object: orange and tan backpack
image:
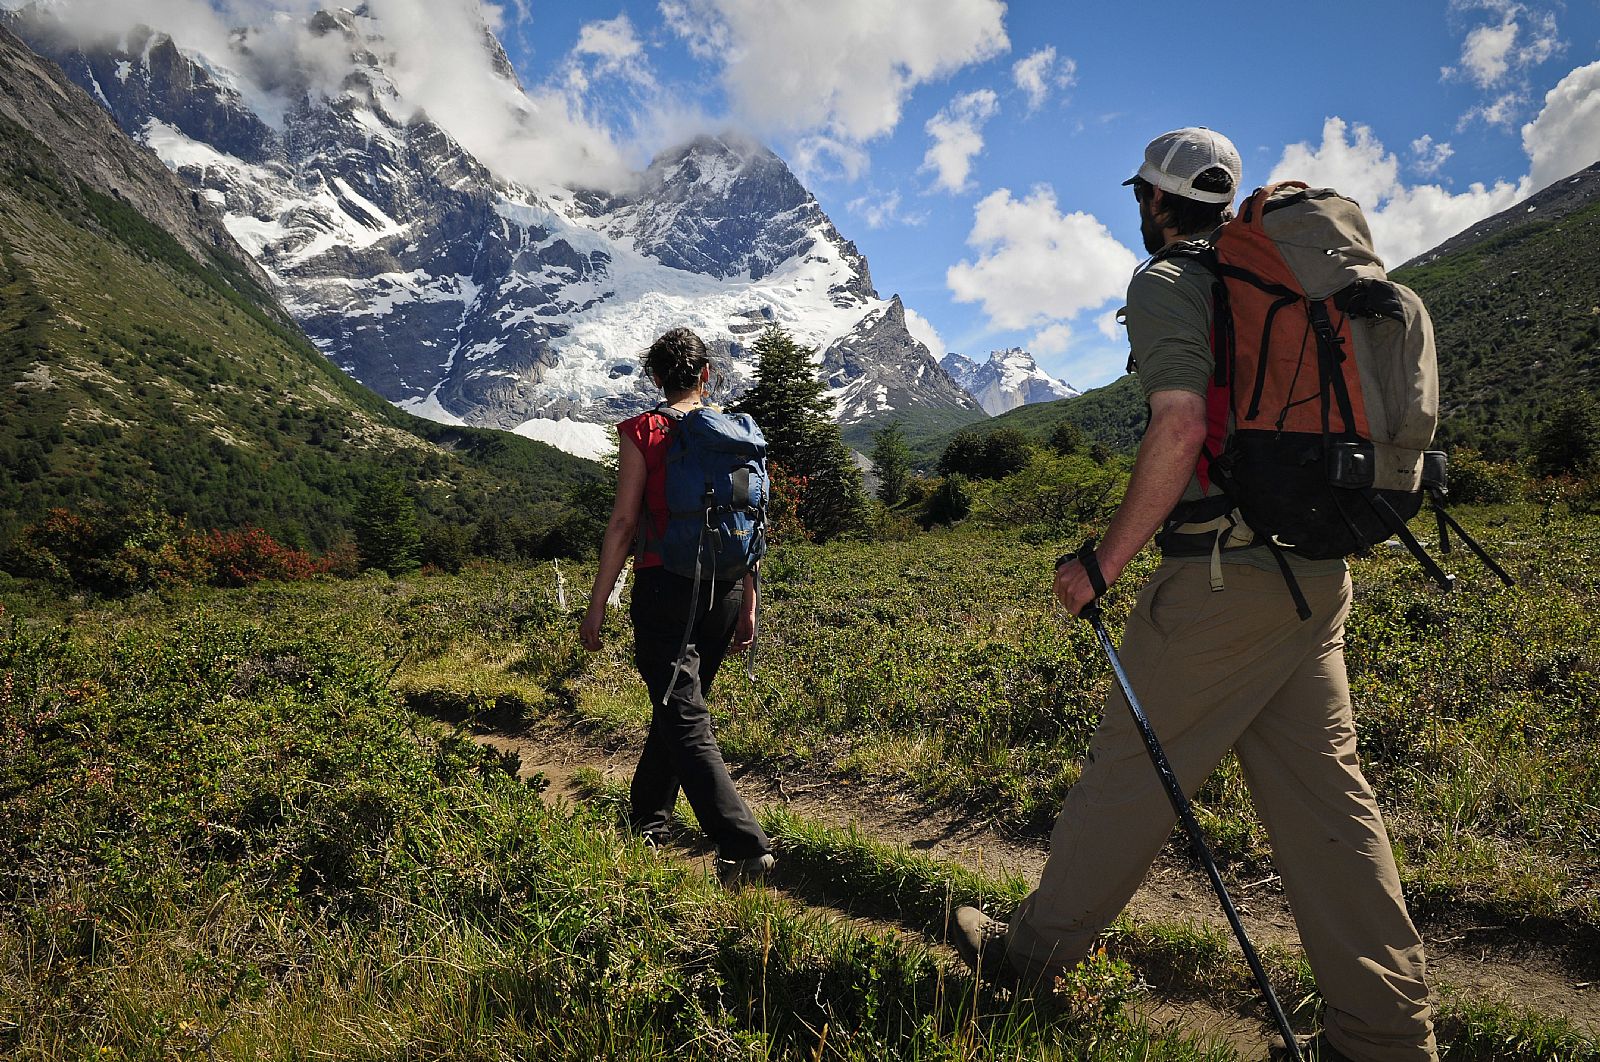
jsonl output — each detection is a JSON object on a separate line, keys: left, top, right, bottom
{"left": 1158, "top": 182, "right": 1510, "bottom": 616}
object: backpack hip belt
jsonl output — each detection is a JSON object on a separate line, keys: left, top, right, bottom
{"left": 1158, "top": 496, "right": 1260, "bottom": 592}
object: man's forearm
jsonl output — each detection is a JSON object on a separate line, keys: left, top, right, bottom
{"left": 1097, "top": 395, "right": 1208, "bottom": 581}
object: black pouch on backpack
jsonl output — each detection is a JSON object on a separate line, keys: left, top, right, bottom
{"left": 1215, "top": 431, "right": 1422, "bottom": 561}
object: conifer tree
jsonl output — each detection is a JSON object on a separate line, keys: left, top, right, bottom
{"left": 732, "top": 326, "right": 834, "bottom": 459}
{"left": 354, "top": 474, "right": 421, "bottom": 574}
{"left": 870, "top": 420, "right": 912, "bottom": 506}
{"left": 731, "top": 325, "right": 866, "bottom": 540}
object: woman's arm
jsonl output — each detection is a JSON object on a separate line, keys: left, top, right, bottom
{"left": 730, "top": 567, "right": 758, "bottom": 653}
{"left": 580, "top": 435, "right": 647, "bottom": 651}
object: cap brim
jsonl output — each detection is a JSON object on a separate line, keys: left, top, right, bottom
{"left": 1121, "top": 175, "right": 1138, "bottom": 186}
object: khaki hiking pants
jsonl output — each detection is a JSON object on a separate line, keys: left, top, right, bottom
{"left": 1007, "top": 562, "right": 1438, "bottom": 1062}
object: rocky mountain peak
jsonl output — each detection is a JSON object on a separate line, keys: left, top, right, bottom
{"left": 940, "top": 346, "right": 1078, "bottom": 416}
{"left": 7, "top": 8, "right": 963, "bottom": 458}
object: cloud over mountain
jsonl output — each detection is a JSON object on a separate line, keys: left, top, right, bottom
{"left": 3, "top": 0, "right": 635, "bottom": 191}
{"left": 660, "top": 0, "right": 1008, "bottom": 176}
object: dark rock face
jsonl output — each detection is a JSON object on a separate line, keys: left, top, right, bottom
{"left": 591, "top": 134, "right": 875, "bottom": 303}
{"left": 821, "top": 297, "right": 981, "bottom": 424}
{"left": 0, "top": 19, "right": 270, "bottom": 291}
{"left": 8, "top": 7, "right": 970, "bottom": 443}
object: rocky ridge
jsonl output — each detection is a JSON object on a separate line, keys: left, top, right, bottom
{"left": 8, "top": 5, "right": 974, "bottom": 457}
{"left": 940, "top": 347, "right": 1079, "bottom": 416}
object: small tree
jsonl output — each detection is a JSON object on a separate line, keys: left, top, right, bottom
{"left": 795, "top": 429, "right": 869, "bottom": 541}
{"left": 732, "top": 326, "right": 834, "bottom": 463}
{"left": 732, "top": 325, "right": 867, "bottom": 541}
{"left": 870, "top": 420, "right": 913, "bottom": 506}
{"left": 938, "top": 427, "right": 1031, "bottom": 480}
{"left": 1047, "top": 420, "right": 1086, "bottom": 456}
{"left": 354, "top": 475, "right": 421, "bottom": 575}
{"left": 1529, "top": 393, "right": 1599, "bottom": 479}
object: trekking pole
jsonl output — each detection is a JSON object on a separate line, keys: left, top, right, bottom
{"left": 1068, "top": 539, "right": 1303, "bottom": 1062}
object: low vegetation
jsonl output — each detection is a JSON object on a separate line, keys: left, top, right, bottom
{"left": 2, "top": 432, "right": 1596, "bottom": 1058}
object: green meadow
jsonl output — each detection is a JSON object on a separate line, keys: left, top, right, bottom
{"left": 1, "top": 481, "right": 1596, "bottom": 1059}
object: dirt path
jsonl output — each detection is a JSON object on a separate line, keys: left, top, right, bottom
{"left": 462, "top": 716, "right": 1600, "bottom": 1048}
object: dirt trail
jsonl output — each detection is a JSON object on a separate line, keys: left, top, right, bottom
{"left": 462, "top": 716, "right": 1600, "bottom": 1048}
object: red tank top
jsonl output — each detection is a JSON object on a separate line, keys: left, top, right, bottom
{"left": 619, "top": 409, "right": 673, "bottom": 568}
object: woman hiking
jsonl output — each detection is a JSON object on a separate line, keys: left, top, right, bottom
{"left": 579, "top": 327, "right": 775, "bottom": 887}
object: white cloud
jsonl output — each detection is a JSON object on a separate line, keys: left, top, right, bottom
{"left": 659, "top": 0, "right": 1008, "bottom": 160}
{"left": 1028, "top": 322, "right": 1073, "bottom": 356}
{"left": 1522, "top": 60, "right": 1600, "bottom": 190}
{"left": 1460, "top": 90, "right": 1527, "bottom": 129}
{"left": 922, "top": 88, "right": 998, "bottom": 194}
{"left": 1410, "top": 134, "right": 1455, "bottom": 176}
{"left": 847, "top": 189, "right": 924, "bottom": 229}
{"left": 1270, "top": 117, "right": 1529, "bottom": 265}
{"left": 16, "top": 0, "right": 637, "bottom": 191}
{"left": 1446, "top": 3, "right": 1566, "bottom": 127}
{"left": 1448, "top": 3, "right": 1564, "bottom": 85}
{"left": 566, "top": 14, "right": 654, "bottom": 92}
{"left": 1460, "top": 16, "right": 1520, "bottom": 87}
{"left": 1096, "top": 309, "right": 1122, "bottom": 341}
{"left": 946, "top": 185, "right": 1139, "bottom": 338}
{"left": 790, "top": 135, "right": 871, "bottom": 183}
{"left": 903, "top": 307, "right": 947, "bottom": 356}
{"left": 1011, "top": 45, "right": 1075, "bottom": 111}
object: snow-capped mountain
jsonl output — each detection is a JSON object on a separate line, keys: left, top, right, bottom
{"left": 9, "top": 5, "right": 977, "bottom": 458}
{"left": 941, "top": 348, "right": 1079, "bottom": 416}
{"left": 822, "top": 296, "right": 981, "bottom": 424}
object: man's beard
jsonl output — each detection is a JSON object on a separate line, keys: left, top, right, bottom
{"left": 1139, "top": 199, "right": 1166, "bottom": 255}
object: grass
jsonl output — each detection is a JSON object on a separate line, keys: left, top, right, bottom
{"left": 0, "top": 607, "right": 1242, "bottom": 1061}
{"left": 1, "top": 482, "right": 1595, "bottom": 1058}
{"left": 4, "top": 496, "right": 1595, "bottom": 940}
{"left": 575, "top": 773, "right": 1599, "bottom": 1062}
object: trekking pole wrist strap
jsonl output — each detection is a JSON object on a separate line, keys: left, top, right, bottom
{"left": 1057, "top": 538, "right": 1108, "bottom": 597}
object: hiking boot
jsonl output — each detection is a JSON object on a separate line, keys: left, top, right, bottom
{"left": 716, "top": 851, "right": 775, "bottom": 888}
{"left": 1271, "top": 1033, "right": 1353, "bottom": 1062}
{"left": 951, "top": 906, "right": 1016, "bottom": 985}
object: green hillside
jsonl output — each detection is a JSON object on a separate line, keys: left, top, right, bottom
{"left": 839, "top": 402, "right": 989, "bottom": 460}
{"left": 1393, "top": 196, "right": 1600, "bottom": 453}
{"left": 910, "top": 374, "right": 1147, "bottom": 468}
{"left": 0, "top": 112, "right": 594, "bottom": 553}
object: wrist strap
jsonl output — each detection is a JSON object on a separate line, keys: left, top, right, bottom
{"left": 1076, "top": 537, "right": 1108, "bottom": 598}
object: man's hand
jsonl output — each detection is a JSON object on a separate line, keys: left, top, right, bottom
{"left": 1054, "top": 555, "right": 1104, "bottom": 617}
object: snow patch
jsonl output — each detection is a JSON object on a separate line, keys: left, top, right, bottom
{"left": 511, "top": 418, "right": 614, "bottom": 461}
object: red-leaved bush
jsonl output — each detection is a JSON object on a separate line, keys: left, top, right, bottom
{"left": 11, "top": 505, "right": 351, "bottom": 593}
{"left": 184, "top": 528, "right": 331, "bottom": 587}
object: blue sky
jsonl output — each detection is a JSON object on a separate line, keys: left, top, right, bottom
{"left": 490, "top": 0, "right": 1599, "bottom": 389}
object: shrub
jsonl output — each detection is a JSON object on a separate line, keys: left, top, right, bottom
{"left": 921, "top": 474, "right": 972, "bottom": 527}
{"left": 938, "top": 428, "right": 1031, "bottom": 480}
{"left": 976, "top": 451, "right": 1125, "bottom": 534}
{"left": 1445, "top": 447, "right": 1522, "bottom": 506}
{"left": 12, "top": 504, "right": 206, "bottom": 593}
{"left": 185, "top": 527, "right": 330, "bottom": 587}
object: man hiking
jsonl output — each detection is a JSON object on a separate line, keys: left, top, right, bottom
{"left": 952, "top": 128, "right": 1439, "bottom": 1062}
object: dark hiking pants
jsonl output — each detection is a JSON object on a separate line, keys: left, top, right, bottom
{"left": 628, "top": 566, "right": 769, "bottom": 860}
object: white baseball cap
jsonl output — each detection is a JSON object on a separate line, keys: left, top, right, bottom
{"left": 1123, "top": 127, "right": 1242, "bottom": 205}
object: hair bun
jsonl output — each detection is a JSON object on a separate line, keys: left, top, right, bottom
{"left": 643, "top": 327, "right": 710, "bottom": 394}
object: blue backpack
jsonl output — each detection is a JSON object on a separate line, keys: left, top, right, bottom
{"left": 645, "top": 404, "right": 770, "bottom": 583}
{"left": 638, "top": 404, "right": 771, "bottom": 694}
